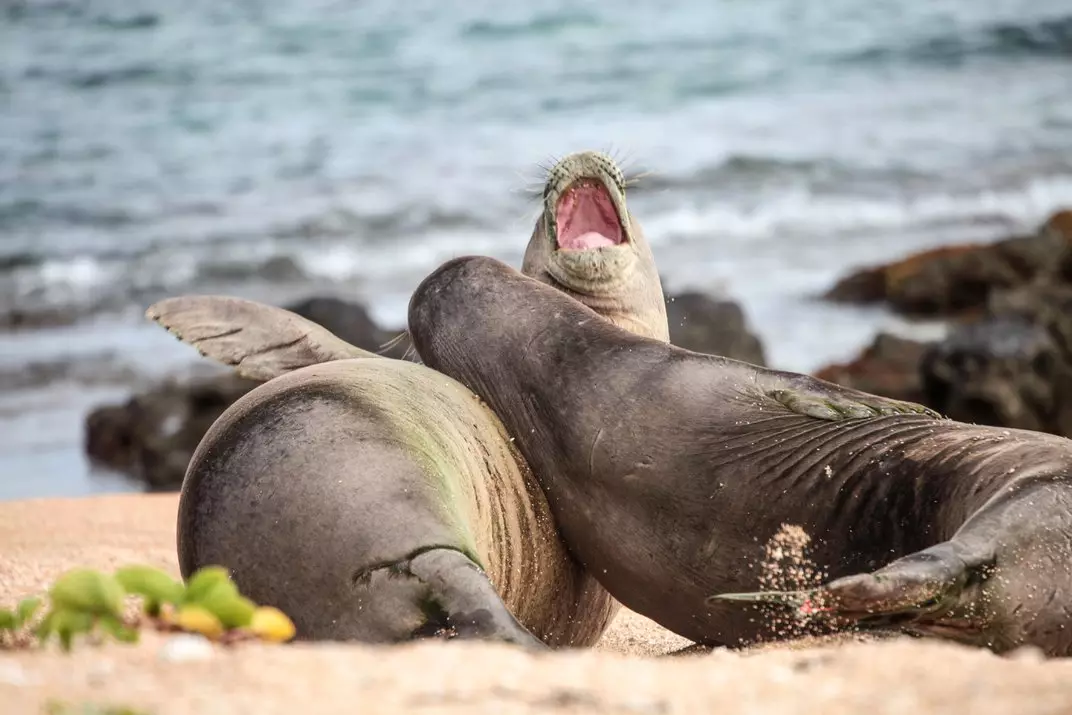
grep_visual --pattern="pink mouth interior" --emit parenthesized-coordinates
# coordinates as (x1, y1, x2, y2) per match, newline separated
(554, 180, 624, 251)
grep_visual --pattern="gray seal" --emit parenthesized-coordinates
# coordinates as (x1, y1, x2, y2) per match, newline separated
(407, 255, 1072, 657)
(148, 151, 668, 647)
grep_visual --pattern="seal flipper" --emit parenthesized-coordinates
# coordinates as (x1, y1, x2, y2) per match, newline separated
(354, 547, 546, 649)
(813, 540, 994, 628)
(707, 540, 993, 632)
(763, 373, 943, 421)
(146, 295, 379, 381)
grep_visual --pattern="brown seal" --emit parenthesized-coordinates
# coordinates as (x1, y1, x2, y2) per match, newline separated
(407, 255, 1072, 657)
(148, 151, 668, 647)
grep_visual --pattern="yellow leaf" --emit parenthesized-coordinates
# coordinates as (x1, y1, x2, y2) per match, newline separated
(249, 606, 296, 643)
(172, 605, 224, 640)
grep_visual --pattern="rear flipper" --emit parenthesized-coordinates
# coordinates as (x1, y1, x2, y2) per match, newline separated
(352, 547, 546, 649)
(710, 480, 1072, 656)
(711, 540, 992, 631)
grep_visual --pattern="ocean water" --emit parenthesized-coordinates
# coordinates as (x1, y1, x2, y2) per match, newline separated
(2, 0, 1072, 499)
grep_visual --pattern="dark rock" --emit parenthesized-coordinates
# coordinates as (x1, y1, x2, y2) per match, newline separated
(823, 210, 1072, 318)
(286, 296, 411, 361)
(84, 295, 410, 491)
(199, 255, 309, 283)
(814, 333, 932, 405)
(817, 276, 1072, 438)
(666, 292, 767, 366)
(85, 373, 259, 490)
(0, 305, 82, 331)
(920, 281, 1072, 435)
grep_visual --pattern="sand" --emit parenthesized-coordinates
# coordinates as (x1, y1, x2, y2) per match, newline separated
(1, 495, 1071, 714)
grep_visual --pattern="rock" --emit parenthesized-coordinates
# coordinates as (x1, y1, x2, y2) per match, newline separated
(818, 277, 1072, 438)
(84, 295, 409, 490)
(0, 305, 83, 332)
(158, 634, 216, 663)
(285, 296, 409, 360)
(199, 256, 308, 284)
(666, 292, 767, 366)
(814, 333, 932, 405)
(823, 210, 1072, 318)
(84, 373, 259, 490)
(919, 281, 1072, 435)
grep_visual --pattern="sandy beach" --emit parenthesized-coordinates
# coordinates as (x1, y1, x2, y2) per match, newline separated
(2, 494, 1071, 715)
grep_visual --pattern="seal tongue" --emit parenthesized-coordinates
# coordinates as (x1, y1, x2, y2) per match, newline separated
(555, 180, 623, 251)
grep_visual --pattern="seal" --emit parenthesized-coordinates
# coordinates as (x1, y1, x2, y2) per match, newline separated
(407, 255, 1072, 657)
(147, 151, 670, 647)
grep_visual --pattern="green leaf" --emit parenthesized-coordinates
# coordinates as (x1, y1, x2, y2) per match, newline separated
(0, 608, 16, 631)
(16, 597, 42, 627)
(35, 610, 56, 640)
(45, 700, 154, 715)
(98, 615, 140, 644)
(114, 566, 183, 608)
(195, 582, 256, 629)
(181, 566, 232, 604)
(49, 610, 95, 653)
(50, 569, 125, 618)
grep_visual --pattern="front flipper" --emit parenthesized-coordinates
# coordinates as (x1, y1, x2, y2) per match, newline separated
(764, 373, 943, 421)
(709, 540, 994, 634)
(355, 547, 546, 649)
(147, 295, 380, 381)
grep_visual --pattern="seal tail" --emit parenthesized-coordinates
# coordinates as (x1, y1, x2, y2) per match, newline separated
(146, 295, 381, 381)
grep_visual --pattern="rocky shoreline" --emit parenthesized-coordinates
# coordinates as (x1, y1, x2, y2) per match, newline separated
(817, 210, 1072, 437)
(78, 209, 1072, 492)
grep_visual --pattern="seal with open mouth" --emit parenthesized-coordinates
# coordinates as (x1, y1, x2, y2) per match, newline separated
(148, 151, 669, 647)
(407, 255, 1072, 657)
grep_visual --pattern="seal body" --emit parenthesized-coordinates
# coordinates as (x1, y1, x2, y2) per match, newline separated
(159, 151, 669, 646)
(408, 256, 1072, 657)
(179, 358, 613, 645)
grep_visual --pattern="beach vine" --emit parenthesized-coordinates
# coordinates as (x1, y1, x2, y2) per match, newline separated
(0, 565, 295, 652)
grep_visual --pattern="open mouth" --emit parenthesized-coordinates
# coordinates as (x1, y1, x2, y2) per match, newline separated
(554, 179, 625, 251)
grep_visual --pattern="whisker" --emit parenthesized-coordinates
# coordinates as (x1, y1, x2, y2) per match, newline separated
(624, 169, 658, 186)
(378, 331, 410, 357)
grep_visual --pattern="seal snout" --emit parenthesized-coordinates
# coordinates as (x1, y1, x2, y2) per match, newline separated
(543, 151, 631, 256)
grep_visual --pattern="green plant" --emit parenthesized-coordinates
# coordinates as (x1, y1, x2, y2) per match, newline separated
(0, 564, 296, 653)
(44, 700, 153, 715)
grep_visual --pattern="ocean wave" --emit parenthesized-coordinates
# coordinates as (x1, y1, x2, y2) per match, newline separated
(271, 205, 491, 243)
(625, 155, 934, 196)
(640, 175, 1072, 245)
(0, 198, 140, 229)
(7, 0, 158, 29)
(21, 63, 194, 90)
(0, 195, 493, 272)
(842, 14, 1072, 66)
(461, 12, 599, 39)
